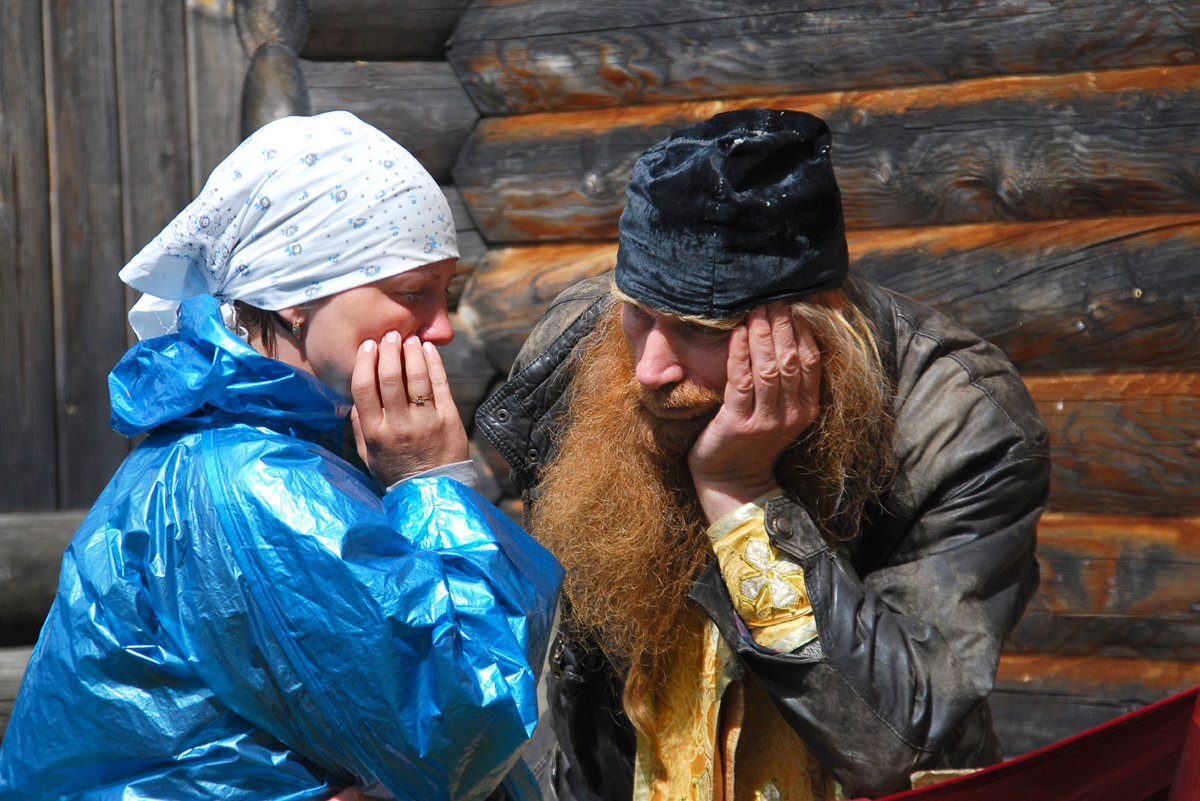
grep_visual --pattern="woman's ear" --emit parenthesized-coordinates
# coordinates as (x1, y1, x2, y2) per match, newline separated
(276, 308, 306, 340)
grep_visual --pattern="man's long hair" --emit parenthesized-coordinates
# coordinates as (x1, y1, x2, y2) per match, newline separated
(529, 287, 896, 740)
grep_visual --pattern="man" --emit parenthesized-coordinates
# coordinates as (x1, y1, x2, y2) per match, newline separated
(476, 108, 1049, 800)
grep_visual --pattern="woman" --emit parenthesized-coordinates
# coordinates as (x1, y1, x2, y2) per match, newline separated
(0, 111, 562, 801)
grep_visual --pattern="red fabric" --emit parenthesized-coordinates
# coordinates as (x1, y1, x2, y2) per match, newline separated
(1169, 690, 1200, 801)
(849, 686, 1200, 801)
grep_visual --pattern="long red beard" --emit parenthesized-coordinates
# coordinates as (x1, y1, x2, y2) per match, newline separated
(529, 307, 715, 681)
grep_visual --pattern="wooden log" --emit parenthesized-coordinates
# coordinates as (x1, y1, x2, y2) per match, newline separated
(0, 2, 57, 512)
(1011, 514, 1200, 657)
(1008, 611, 1200, 663)
(996, 653, 1200, 706)
(185, 0, 249, 191)
(989, 687, 1142, 759)
(991, 654, 1200, 757)
(0, 511, 84, 646)
(457, 214, 1200, 374)
(241, 42, 311, 137)
(448, 0, 1200, 115)
(304, 0, 469, 60)
(1031, 513, 1200, 618)
(234, 0, 310, 56)
(1030, 372, 1200, 517)
(442, 312, 502, 428)
(301, 59, 479, 184)
(45, 0, 135, 508)
(0, 646, 34, 740)
(457, 243, 618, 371)
(852, 215, 1200, 373)
(443, 186, 486, 294)
(452, 65, 1200, 243)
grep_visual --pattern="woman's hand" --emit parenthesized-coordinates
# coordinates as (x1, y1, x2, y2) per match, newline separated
(688, 302, 822, 523)
(328, 786, 371, 801)
(350, 331, 469, 488)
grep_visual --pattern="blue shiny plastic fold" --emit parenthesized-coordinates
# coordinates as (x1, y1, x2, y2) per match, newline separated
(0, 295, 563, 801)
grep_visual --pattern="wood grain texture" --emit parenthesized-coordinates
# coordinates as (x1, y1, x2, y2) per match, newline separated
(302, 59, 479, 183)
(45, 0, 136, 508)
(997, 653, 1200, 704)
(457, 243, 618, 370)
(0, 646, 34, 742)
(456, 214, 1200, 374)
(991, 654, 1198, 755)
(0, 511, 85, 645)
(1031, 513, 1200, 618)
(0, 1, 57, 511)
(305, 0, 469, 60)
(448, 0, 1200, 114)
(988, 688, 1143, 758)
(1009, 514, 1200, 658)
(1029, 372, 1200, 517)
(185, 0, 250, 190)
(851, 215, 1200, 373)
(115, 0, 194, 268)
(453, 65, 1200, 243)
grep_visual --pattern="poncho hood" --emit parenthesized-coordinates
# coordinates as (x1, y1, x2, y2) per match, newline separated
(109, 294, 351, 437)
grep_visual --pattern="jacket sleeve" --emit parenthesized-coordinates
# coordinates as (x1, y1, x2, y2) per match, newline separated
(177, 432, 564, 801)
(693, 323, 1049, 798)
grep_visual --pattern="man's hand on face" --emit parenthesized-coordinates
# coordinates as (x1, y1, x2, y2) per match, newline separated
(688, 302, 822, 523)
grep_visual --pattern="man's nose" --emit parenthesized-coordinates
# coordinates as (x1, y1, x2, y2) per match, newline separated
(635, 329, 685, 389)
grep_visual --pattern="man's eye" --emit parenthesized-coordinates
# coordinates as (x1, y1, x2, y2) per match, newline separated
(682, 323, 727, 341)
(621, 305, 652, 330)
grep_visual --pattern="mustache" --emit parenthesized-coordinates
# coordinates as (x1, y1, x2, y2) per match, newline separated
(643, 381, 722, 411)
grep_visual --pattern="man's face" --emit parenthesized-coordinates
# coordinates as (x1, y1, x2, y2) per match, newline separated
(618, 300, 728, 445)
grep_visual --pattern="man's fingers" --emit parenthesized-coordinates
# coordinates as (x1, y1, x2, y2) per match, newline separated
(723, 325, 754, 417)
(772, 304, 802, 380)
(747, 306, 781, 412)
(792, 313, 823, 426)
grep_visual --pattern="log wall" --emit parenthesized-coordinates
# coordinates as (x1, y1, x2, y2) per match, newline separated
(2, 0, 1198, 762)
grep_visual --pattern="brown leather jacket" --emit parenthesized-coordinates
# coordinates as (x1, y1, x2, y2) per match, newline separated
(477, 273, 1048, 799)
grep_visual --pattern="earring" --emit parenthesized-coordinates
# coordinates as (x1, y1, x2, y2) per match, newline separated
(291, 318, 303, 339)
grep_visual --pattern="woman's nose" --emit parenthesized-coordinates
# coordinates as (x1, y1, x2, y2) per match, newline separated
(420, 304, 455, 346)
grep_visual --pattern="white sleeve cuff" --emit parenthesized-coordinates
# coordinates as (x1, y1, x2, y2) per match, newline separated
(385, 460, 480, 494)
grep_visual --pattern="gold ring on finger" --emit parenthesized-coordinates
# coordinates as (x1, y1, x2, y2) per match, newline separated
(410, 394, 434, 406)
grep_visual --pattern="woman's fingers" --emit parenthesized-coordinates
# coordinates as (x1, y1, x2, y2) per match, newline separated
(349, 332, 469, 486)
(350, 339, 382, 424)
(423, 340, 458, 412)
(402, 335, 435, 408)
(376, 331, 408, 411)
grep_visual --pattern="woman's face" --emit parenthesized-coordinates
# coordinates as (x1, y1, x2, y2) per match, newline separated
(291, 258, 457, 398)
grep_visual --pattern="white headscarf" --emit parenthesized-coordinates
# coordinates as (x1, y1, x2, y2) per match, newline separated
(120, 110, 458, 339)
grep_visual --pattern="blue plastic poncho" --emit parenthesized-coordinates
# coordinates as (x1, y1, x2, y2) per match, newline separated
(0, 295, 563, 801)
